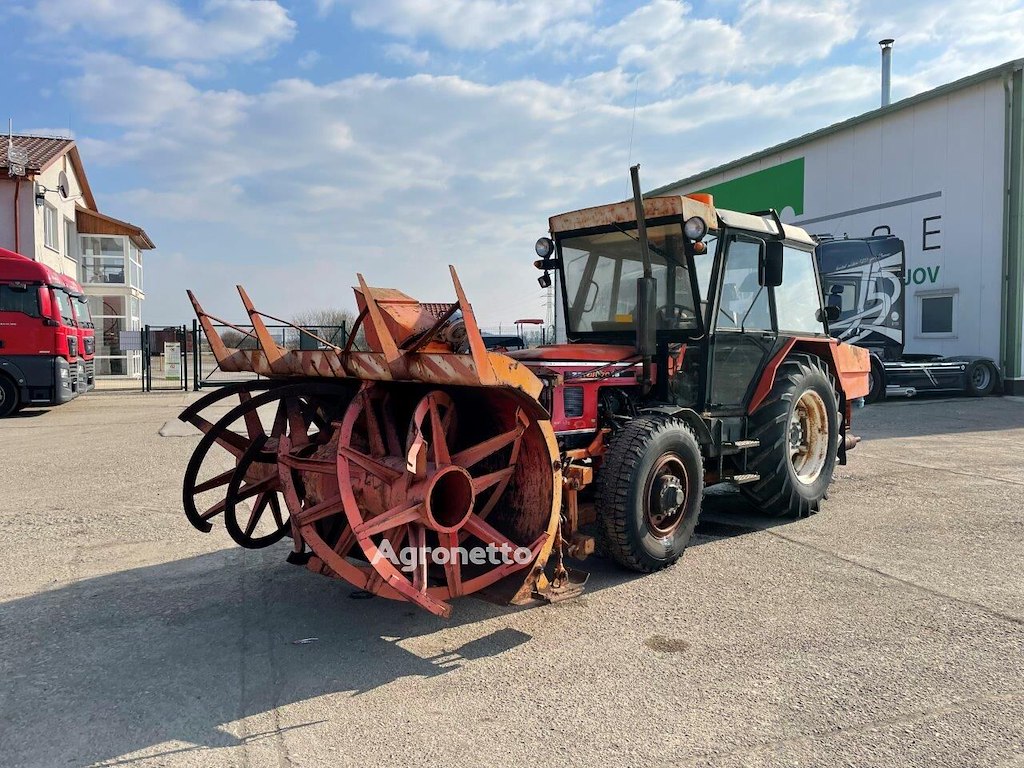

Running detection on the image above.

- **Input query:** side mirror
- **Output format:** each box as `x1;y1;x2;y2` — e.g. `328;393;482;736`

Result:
760;241;783;287
636;276;657;356
821;286;843;324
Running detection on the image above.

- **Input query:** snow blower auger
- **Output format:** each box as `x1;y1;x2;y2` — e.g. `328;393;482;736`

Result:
178;267;569;618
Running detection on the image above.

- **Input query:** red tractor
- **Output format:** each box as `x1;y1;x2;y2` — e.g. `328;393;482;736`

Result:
515;167;870;572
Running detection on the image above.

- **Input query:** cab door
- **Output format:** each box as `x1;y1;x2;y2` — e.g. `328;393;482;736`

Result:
704;234;777;411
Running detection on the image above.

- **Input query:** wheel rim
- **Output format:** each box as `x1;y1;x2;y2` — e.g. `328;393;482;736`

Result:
972;364;991;390
788;390;830;485
644;453;689;536
867;368;876;394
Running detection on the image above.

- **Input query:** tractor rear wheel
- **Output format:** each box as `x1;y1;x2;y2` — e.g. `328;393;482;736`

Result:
742;354;839;517
866;357;886;403
595;416;704;573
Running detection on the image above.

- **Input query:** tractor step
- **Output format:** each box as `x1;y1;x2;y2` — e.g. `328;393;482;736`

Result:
721;439;760;455
729;473;760;485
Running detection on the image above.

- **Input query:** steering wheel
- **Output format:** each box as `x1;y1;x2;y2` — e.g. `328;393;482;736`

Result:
657;304;692;328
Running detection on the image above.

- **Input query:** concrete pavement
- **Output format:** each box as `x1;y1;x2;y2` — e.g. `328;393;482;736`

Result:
1;391;1022;767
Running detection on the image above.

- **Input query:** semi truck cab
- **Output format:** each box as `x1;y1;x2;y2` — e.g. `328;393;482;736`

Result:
815;230;1001;401
61;273;96;392
0;248;81;417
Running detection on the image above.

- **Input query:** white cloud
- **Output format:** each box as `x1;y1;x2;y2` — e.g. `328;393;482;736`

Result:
33;0;295;61
52;0;1024;326
67;55;882;323
598;0;856;90
383;43;431;67
323;0;596;50
297;50;321;69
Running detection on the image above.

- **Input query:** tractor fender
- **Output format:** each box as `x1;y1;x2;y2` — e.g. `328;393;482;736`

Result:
748;338;871;415
638;405;714;448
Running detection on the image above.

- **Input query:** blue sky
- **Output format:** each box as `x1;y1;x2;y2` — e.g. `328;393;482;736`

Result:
6;0;1024;325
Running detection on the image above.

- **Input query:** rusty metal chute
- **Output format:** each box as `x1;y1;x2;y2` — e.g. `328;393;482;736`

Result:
179;267;565;618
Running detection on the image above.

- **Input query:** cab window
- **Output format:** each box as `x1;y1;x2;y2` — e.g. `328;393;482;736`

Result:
716;236;771;330
774;246;825;334
0;284;41;317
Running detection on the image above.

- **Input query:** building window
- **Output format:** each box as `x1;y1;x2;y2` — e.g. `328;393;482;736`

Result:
917;290;957;338
43;203;59;251
128;243;144;291
80;235;127;284
64;218;78;261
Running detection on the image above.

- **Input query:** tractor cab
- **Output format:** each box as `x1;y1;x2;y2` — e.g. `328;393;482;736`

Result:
522;193;841;424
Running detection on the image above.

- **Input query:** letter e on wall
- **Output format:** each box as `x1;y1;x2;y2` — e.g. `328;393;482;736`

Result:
922;215;942;251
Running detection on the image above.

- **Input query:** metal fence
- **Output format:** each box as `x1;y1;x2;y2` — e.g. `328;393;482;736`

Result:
478;324;554;349
192;321;348;390
142;325;189;392
132;318;553;393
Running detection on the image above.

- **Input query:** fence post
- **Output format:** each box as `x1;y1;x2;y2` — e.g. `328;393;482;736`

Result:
142;324;150;392
192;319;200;391
180;325;187;391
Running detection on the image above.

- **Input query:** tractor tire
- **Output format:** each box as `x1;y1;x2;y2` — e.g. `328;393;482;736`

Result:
741;354;839;518
965;360;996;397
595;416;704;573
0;376;19;419
866;357;886;404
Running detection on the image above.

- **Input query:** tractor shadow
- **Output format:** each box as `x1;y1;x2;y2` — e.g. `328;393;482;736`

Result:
0;490;783;767
571;484;796;592
0;549;533;767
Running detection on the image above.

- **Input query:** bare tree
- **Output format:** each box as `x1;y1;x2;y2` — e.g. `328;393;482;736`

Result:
218;329;258;349
289;308;358;349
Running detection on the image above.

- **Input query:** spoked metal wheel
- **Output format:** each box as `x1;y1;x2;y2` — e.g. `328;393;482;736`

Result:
181;381;354;545
788;389;830;485
292;384;560;618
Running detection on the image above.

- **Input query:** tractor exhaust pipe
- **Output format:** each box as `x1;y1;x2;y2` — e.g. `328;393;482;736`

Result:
630;165;657;392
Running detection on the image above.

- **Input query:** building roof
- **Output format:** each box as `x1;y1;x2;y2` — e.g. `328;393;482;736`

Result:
649;57;1024;196
76;206;156;250
1;134;98;210
1;135;73;173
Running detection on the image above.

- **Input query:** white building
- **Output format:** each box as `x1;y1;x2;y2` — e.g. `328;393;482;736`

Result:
651;59;1024;396
1;135;155;377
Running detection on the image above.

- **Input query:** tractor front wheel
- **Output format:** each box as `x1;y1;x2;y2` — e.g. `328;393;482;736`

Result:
742;354;839;517
596;416;704;573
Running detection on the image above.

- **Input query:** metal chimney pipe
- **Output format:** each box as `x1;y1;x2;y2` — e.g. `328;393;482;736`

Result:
879;38;894;107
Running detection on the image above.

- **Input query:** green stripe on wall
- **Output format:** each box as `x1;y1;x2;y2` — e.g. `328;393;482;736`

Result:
697;157;805;216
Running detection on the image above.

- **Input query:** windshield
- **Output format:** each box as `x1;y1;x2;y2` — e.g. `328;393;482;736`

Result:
53;289;75;327
75;296;94;327
560;222;698;335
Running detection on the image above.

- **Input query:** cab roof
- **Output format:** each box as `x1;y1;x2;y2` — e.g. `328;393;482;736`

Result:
0;248;66;287
549;195;815;246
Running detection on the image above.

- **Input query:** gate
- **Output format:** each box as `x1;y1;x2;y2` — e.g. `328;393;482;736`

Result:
191;320;347;390
142;324;188;391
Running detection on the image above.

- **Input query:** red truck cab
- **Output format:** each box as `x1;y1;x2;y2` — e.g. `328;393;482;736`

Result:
61;273;96;392
0;247;81;416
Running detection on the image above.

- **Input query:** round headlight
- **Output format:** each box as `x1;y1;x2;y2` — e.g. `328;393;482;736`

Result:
535;237;555;258
683;216;707;241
